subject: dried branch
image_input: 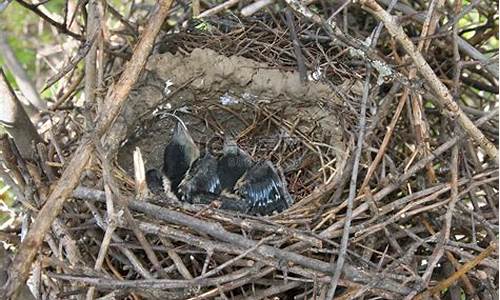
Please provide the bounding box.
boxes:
[326,68,371,298]
[360,0,498,163]
[15,0,83,40]
[0,68,42,159]
[3,1,175,297]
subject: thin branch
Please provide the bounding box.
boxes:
[360,0,498,162]
[3,1,175,297]
[326,67,371,298]
[15,0,83,40]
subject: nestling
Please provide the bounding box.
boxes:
[162,121,200,193]
[178,151,221,203]
[217,137,253,192]
[146,120,199,196]
[235,160,293,215]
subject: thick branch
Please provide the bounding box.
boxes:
[0,68,42,159]
[0,30,46,110]
[3,0,174,297]
[360,0,498,163]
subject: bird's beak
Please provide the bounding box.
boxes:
[173,121,186,137]
[173,121,194,144]
[223,136,237,154]
[172,120,200,161]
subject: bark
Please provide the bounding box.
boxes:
[0,30,46,110]
[0,68,42,159]
[3,0,174,297]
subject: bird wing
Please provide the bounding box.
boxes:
[179,154,221,202]
[236,163,290,215]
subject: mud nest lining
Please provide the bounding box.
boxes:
[116,47,348,217]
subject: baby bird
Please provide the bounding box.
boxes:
[146,120,199,196]
[235,160,293,215]
[146,168,179,200]
[162,121,200,193]
[217,138,253,192]
[145,169,165,194]
[178,152,221,203]
[147,129,293,216]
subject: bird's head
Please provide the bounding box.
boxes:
[172,121,200,159]
[222,136,239,155]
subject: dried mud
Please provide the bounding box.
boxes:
[115,48,347,191]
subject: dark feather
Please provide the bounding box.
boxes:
[178,152,221,202]
[217,138,253,192]
[146,169,164,194]
[235,160,292,215]
[162,122,199,192]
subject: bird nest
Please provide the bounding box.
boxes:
[74,23,356,298]
[8,10,497,300]
[116,48,349,213]
[64,19,358,299]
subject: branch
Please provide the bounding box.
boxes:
[0,68,42,159]
[326,68,371,298]
[73,188,413,295]
[0,30,46,110]
[15,0,83,41]
[3,0,174,297]
[83,0,100,118]
[360,0,498,163]
[377,0,498,78]
[318,105,499,239]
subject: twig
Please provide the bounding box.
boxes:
[243,281,303,300]
[326,67,371,298]
[419,131,459,289]
[241,0,274,17]
[83,0,100,123]
[360,86,406,192]
[97,145,166,276]
[285,9,307,82]
[405,0,444,185]
[86,201,153,279]
[15,0,82,40]
[74,189,412,295]
[192,0,200,17]
[48,268,252,290]
[197,0,241,18]
[420,220,479,299]
[284,0,412,87]
[133,147,148,199]
[86,185,119,300]
[50,71,84,110]
[315,105,498,240]
[3,1,175,297]
[360,0,499,163]
[43,27,100,91]
[377,0,498,78]
[196,235,275,280]
[159,237,194,280]
[414,242,498,299]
